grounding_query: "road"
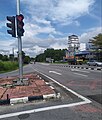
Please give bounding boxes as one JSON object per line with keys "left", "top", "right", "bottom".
{"left": 31, "top": 63, "right": 102, "bottom": 96}
{"left": 0, "top": 63, "right": 102, "bottom": 120}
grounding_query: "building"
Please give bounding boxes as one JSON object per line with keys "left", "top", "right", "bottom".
{"left": 67, "top": 34, "right": 80, "bottom": 58}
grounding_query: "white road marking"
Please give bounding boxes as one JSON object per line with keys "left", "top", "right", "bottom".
{"left": 0, "top": 101, "right": 89, "bottom": 119}
{"left": 40, "top": 63, "right": 50, "bottom": 65}
{"left": 73, "top": 72, "right": 88, "bottom": 77}
{"left": 0, "top": 68, "right": 92, "bottom": 119}
{"left": 49, "top": 71, "right": 62, "bottom": 75}
{"left": 38, "top": 70, "right": 90, "bottom": 102}
{"left": 71, "top": 69, "right": 90, "bottom": 73}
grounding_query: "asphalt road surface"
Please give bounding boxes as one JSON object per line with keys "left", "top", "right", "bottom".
{"left": 0, "top": 63, "right": 102, "bottom": 120}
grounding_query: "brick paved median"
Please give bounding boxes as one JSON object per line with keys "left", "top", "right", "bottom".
{"left": 0, "top": 74, "right": 55, "bottom": 101}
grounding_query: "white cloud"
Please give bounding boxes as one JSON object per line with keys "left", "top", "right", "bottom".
{"left": 74, "top": 21, "right": 80, "bottom": 27}
{"left": 0, "top": 40, "right": 14, "bottom": 49}
{"left": 5, "top": 26, "right": 101, "bottom": 57}
{"left": 20, "top": 0, "right": 96, "bottom": 50}
{"left": 22, "top": 45, "right": 46, "bottom": 57}
{"left": 0, "top": 20, "right": 6, "bottom": 29}
{"left": 79, "top": 27, "right": 101, "bottom": 43}
{"left": 0, "top": 39, "right": 16, "bottom": 55}
{"left": 24, "top": 21, "right": 56, "bottom": 38}
{"left": 21, "top": 0, "right": 95, "bottom": 25}
{"left": 50, "top": 42, "right": 67, "bottom": 50}
{"left": 79, "top": 43, "right": 86, "bottom": 51}
{"left": 3, "top": 0, "right": 98, "bottom": 57}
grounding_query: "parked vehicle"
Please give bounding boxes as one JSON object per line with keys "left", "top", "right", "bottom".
{"left": 87, "top": 60, "right": 102, "bottom": 66}
{"left": 67, "top": 57, "right": 83, "bottom": 65}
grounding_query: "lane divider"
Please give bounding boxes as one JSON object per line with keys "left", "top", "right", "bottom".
{"left": 62, "top": 65, "right": 102, "bottom": 71}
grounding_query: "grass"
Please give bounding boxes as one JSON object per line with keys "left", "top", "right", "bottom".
{"left": 0, "top": 61, "right": 18, "bottom": 73}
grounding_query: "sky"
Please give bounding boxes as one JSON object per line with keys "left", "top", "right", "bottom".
{"left": 0, "top": 0, "right": 101, "bottom": 57}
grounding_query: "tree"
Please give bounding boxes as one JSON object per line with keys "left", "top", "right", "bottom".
{"left": 91, "top": 33, "right": 102, "bottom": 48}
{"left": 17, "top": 51, "right": 25, "bottom": 58}
{"left": 35, "top": 49, "right": 66, "bottom": 62}
{"left": 90, "top": 33, "right": 102, "bottom": 61}
{"left": 0, "top": 61, "right": 4, "bottom": 71}
{"left": 9, "top": 54, "right": 14, "bottom": 61}
{"left": 2, "top": 55, "right": 9, "bottom": 61}
{"left": 36, "top": 53, "right": 45, "bottom": 62}
{"left": 17, "top": 51, "right": 26, "bottom": 62}
{"left": 0, "top": 54, "right": 3, "bottom": 60}
{"left": 23, "top": 56, "right": 30, "bottom": 64}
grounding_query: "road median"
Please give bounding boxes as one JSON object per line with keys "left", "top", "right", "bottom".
{"left": 0, "top": 73, "right": 58, "bottom": 105}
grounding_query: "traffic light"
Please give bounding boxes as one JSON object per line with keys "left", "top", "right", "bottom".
{"left": 16, "top": 14, "right": 24, "bottom": 37}
{"left": 6, "top": 16, "right": 16, "bottom": 37}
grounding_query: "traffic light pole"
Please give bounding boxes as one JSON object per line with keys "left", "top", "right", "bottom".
{"left": 17, "top": 0, "right": 23, "bottom": 81}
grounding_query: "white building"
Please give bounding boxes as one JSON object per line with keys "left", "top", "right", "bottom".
{"left": 67, "top": 35, "right": 80, "bottom": 57}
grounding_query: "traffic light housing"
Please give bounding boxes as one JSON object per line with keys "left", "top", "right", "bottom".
{"left": 16, "top": 14, "right": 24, "bottom": 37}
{"left": 6, "top": 16, "right": 16, "bottom": 37}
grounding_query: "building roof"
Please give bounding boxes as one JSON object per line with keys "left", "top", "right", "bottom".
{"left": 75, "top": 50, "right": 90, "bottom": 55}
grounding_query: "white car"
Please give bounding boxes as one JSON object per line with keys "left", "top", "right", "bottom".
{"left": 87, "top": 60, "right": 102, "bottom": 66}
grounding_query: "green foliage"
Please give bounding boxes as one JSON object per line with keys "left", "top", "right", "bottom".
{"left": 90, "top": 33, "right": 102, "bottom": 61}
{"left": 1, "top": 55, "right": 9, "bottom": 61}
{"left": 0, "top": 54, "right": 3, "bottom": 60}
{"left": 0, "top": 61, "right": 18, "bottom": 72}
{"left": 35, "top": 48, "right": 66, "bottom": 62}
{"left": 0, "top": 61, "right": 4, "bottom": 71}
{"left": 9, "top": 54, "right": 14, "bottom": 61}
{"left": 91, "top": 33, "right": 102, "bottom": 48}
{"left": 36, "top": 53, "right": 46, "bottom": 62}
{"left": 23, "top": 56, "right": 30, "bottom": 64}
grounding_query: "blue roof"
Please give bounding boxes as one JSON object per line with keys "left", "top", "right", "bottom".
{"left": 75, "top": 51, "right": 90, "bottom": 55}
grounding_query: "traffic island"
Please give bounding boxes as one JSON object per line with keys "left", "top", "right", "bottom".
{"left": 0, "top": 73, "right": 60, "bottom": 105}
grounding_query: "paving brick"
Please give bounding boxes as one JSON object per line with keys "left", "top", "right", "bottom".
{"left": 39, "top": 86, "right": 55, "bottom": 95}
{"left": 29, "top": 81, "right": 37, "bottom": 87}
{"left": 1, "top": 88, "right": 12, "bottom": 100}
{"left": 35, "top": 80, "right": 46, "bottom": 86}
{"left": 0, "top": 87, "right": 7, "bottom": 99}
{"left": 24, "top": 74, "right": 37, "bottom": 78}
{"left": 0, "top": 74, "right": 55, "bottom": 100}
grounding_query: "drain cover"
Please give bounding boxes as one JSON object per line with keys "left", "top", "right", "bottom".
{"left": 18, "top": 114, "right": 30, "bottom": 119}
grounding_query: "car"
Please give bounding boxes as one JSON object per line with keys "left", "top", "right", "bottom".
{"left": 87, "top": 60, "right": 102, "bottom": 66}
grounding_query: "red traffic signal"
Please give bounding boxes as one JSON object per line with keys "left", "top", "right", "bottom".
{"left": 6, "top": 16, "right": 16, "bottom": 37}
{"left": 16, "top": 14, "right": 24, "bottom": 21}
{"left": 16, "top": 14, "right": 24, "bottom": 37}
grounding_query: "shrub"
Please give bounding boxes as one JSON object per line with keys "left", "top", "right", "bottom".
{"left": 0, "top": 61, "right": 18, "bottom": 72}
{"left": 0, "top": 61, "right": 4, "bottom": 71}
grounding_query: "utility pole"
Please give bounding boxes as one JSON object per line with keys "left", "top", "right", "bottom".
{"left": 17, "top": 0, "right": 23, "bottom": 82}
{"left": 74, "top": 44, "right": 76, "bottom": 64}
{"left": 12, "top": 48, "right": 14, "bottom": 61}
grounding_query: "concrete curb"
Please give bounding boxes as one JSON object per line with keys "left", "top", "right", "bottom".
{"left": 0, "top": 83, "right": 60, "bottom": 105}
{"left": 0, "top": 99, "right": 10, "bottom": 105}
{"left": 0, "top": 76, "right": 61, "bottom": 105}
{"left": 62, "top": 65, "right": 102, "bottom": 71}
{"left": 0, "top": 93, "right": 58, "bottom": 105}
{"left": 10, "top": 97, "right": 28, "bottom": 104}
{"left": 43, "top": 94, "right": 56, "bottom": 99}
{"left": 28, "top": 95, "right": 43, "bottom": 101}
